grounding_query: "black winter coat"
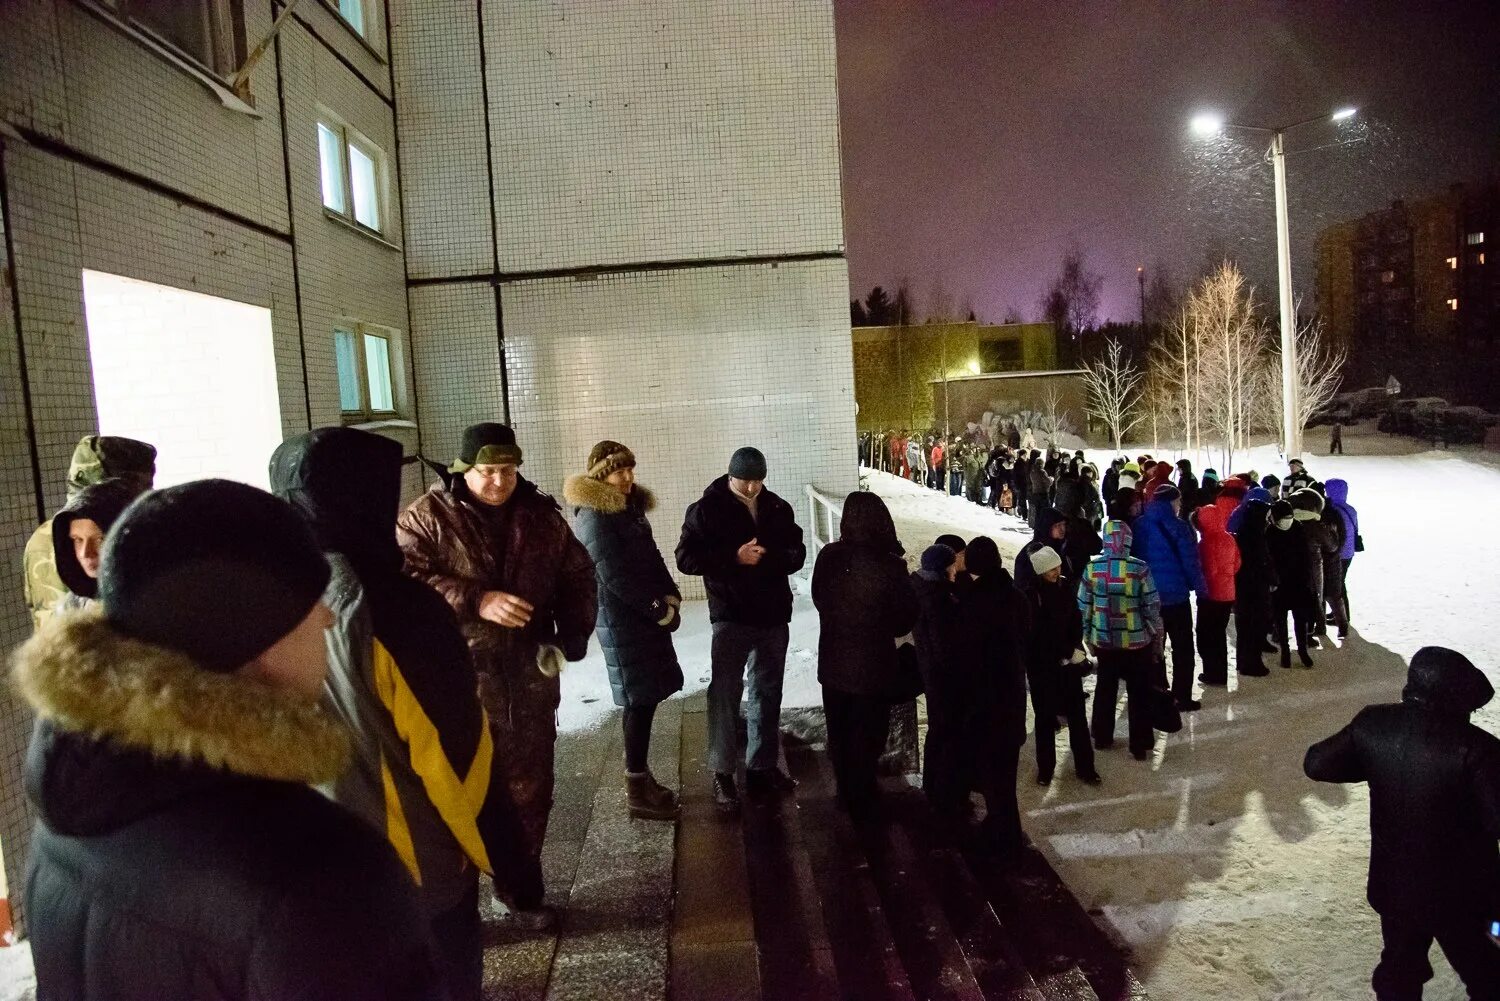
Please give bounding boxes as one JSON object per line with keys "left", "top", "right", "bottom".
{"left": 567, "top": 477, "right": 684, "bottom": 708}
{"left": 812, "top": 540, "right": 917, "bottom": 696}
{"left": 911, "top": 570, "right": 965, "bottom": 708}
{"left": 960, "top": 570, "right": 1031, "bottom": 754}
{"left": 1022, "top": 577, "right": 1087, "bottom": 710}
{"left": 16, "top": 613, "right": 442, "bottom": 1001}
{"left": 1266, "top": 523, "right": 1314, "bottom": 603}
{"left": 1101, "top": 467, "right": 1120, "bottom": 506}
{"left": 1306, "top": 678, "right": 1500, "bottom": 922}
{"left": 676, "top": 476, "right": 806, "bottom": 626}
{"left": 1015, "top": 510, "right": 1072, "bottom": 591}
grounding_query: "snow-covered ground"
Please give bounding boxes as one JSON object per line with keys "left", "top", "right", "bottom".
{"left": 865, "top": 423, "right": 1500, "bottom": 1001}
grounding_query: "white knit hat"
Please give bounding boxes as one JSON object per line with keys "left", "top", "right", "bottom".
{"left": 1029, "top": 545, "right": 1063, "bottom": 576}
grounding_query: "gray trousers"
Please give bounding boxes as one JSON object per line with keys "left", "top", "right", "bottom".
{"left": 708, "top": 621, "right": 790, "bottom": 774}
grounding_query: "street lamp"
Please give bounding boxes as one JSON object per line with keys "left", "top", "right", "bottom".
{"left": 1190, "top": 106, "right": 1357, "bottom": 458}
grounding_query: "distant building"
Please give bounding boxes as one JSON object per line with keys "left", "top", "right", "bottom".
{"left": 1316, "top": 181, "right": 1499, "bottom": 406}
{"left": 852, "top": 321, "right": 1057, "bottom": 430}
{"left": 930, "top": 369, "right": 1088, "bottom": 443}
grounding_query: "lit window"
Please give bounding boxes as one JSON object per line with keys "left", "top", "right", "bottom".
{"left": 1448, "top": 298, "right": 1459, "bottom": 311}
{"left": 1469, "top": 232, "right": 1485, "bottom": 245}
{"left": 335, "top": 324, "right": 398, "bottom": 419}
{"left": 1477, "top": 252, "right": 1487, "bottom": 266}
{"left": 337, "top": 0, "right": 366, "bottom": 36}
{"left": 1447, "top": 256, "right": 1458, "bottom": 269}
{"left": 317, "top": 116, "right": 387, "bottom": 235}
{"left": 106, "top": 0, "right": 247, "bottom": 77}
{"left": 1380, "top": 270, "right": 1395, "bottom": 284}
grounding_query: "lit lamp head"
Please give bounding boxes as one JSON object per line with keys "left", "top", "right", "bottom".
{"left": 1331, "top": 107, "right": 1357, "bottom": 122}
{"left": 1190, "top": 113, "right": 1225, "bottom": 137}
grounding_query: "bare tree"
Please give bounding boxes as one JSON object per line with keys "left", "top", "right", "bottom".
{"left": 1192, "top": 264, "right": 1267, "bottom": 471}
{"left": 1037, "top": 384, "right": 1069, "bottom": 447}
{"left": 1039, "top": 244, "right": 1103, "bottom": 341}
{"left": 1266, "top": 313, "right": 1347, "bottom": 454}
{"left": 1082, "top": 337, "right": 1144, "bottom": 451}
{"left": 1152, "top": 305, "right": 1199, "bottom": 454}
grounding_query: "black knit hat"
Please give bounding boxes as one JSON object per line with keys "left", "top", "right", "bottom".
{"left": 587, "top": 440, "right": 636, "bottom": 480}
{"left": 100, "top": 479, "right": 331, "bottom": 673}
{"left": 448, "top": 423, "right": 523, "bottom": 474}
{"left": 935, "top": 533, "right": 966, "bottom": 554}
{"left": 966, "top": 536, "right": 1001, "bottom": 577}
{"left": 920, "top": 544, "right": 956, "bottom": 573}
{"left": 728, "top": 446, "right": 767, "bottom": 480}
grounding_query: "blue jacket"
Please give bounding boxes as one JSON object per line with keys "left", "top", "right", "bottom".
{"left": 1325, "top": 479, "right": 1359, "bottom": 560}
{"left": 1131, "top": 499, "right": 1205, "bottom": 605}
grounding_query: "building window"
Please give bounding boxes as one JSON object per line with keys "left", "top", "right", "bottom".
{"left": 1476, "top": 252, "right": 1486, "bottom": 266}
{"left": 335, "top": 325, "right": 398, "bottom": 419}
{"left": 1380, "top": 270, "right": 1395, "bottom": 284}
{"left": 1447, "top": 298, "right": 1459, "bottom": 311}
{"left": 317, "top": 116, "right": 386, "bottom": 234}
{"left": 1469, "top": 232, "right": 1486, "bottom": 245}
{"left": 1447, "top": 256, "right": 1459, "bottom": 269}
{"left": 103, "top": 0, "right": 247, "bottom": 76}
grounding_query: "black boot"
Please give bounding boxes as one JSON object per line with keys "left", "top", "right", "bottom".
{"left": 713, "top": 772, "right": 740, "bottom": 816}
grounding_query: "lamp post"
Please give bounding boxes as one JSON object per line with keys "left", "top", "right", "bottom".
{"left": 1190, "top": 107, "right": 1356, "bottom": 459}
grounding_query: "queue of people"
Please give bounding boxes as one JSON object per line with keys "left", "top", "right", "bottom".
{"left": 16, "top": 424, "right": 1498, "bottom": 1000}
{"left": 15, "top": 424, "right": 807, "bottom": 1001}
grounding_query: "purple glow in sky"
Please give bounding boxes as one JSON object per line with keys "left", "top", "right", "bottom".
{"left": 835, "top": 0, "right": 1500, "bottom": 324}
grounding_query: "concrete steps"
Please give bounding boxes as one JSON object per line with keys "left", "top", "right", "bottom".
{"left": 483, "top": 699, "right": 1147, "bottom": 1001}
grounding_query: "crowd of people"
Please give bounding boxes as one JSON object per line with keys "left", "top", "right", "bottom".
{"left": 12, "top": 426, "right": 1500, "bottom": 999}
{"left": 15, "top": 426, "right": 806, "bottom": 1000}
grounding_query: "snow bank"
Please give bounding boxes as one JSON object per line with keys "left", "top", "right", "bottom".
{"left": 868, "top": 431, "right": 1499, "bottom": 1000}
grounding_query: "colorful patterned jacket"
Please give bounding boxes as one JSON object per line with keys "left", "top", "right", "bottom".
{"left": 1077, "top": 520, "right": 1162, "bottom": 651}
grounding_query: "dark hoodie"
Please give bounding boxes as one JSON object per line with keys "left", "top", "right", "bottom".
{"left": 50, "top": 479, "right": 143, "bottom": 602}
{"left": 271, "top": 427, "right": 540, "bottom": 916}
{"left": 811, "top": 492, "right": 916, "bottom": 696}
{"left": 1232, "top": 494, "right": 1275, "bottom": 593}
{"left": 1015, "top": 509, "right": 1071, "bottom": 591}
{"left": 1305, "top": 647, "right": 1500, "bottom": 921}
{"left": 959, "top": 537, "right": 1030, "bottom": 753}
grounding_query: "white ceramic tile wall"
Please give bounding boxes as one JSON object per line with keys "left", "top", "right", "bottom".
{"left": 0, "top": 1, "right": 415, "bottom": 929}
{"left": 407, "top": 282, "right": 506, "bottom": 462}
{"left": 390, "top": 0, "right": 495, "bottom": 280}
{"left": 503, "top": 258, "right": 857, "bottom": 597}
{"left": 1, "top": 1, "right": 291, "bottom": 232}
{"left": 482, "top": 0, "right": 845, "bottom": 272}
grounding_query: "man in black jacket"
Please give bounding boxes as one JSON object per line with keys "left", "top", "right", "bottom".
{"left": 1305, "top": 647, "right": 1500, "bottom": 999}
{"left": 17, "top": 480, "right": 443, "bottom": 1001}
{"left": 677, "top": 447, "right": 807, "bottom": 813}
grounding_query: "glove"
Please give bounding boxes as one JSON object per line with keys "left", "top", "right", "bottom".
{"left": 536, "top": 644, "right": 565, "bottom": 678}
{"left": 657, "top": 599, "right": 682, "bottom": 633}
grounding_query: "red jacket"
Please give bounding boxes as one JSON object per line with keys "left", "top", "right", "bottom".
{"left": 1196, "top": 504, "right": 1241, "bottom": 602}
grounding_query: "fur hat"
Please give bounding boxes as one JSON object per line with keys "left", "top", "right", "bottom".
{"left": 920, "top": 544, "right": 956, "bottom": 573}
{"left": 586, "top": 440, "right": 636, "bottom": 480}
{"left": 449, "top": 423, "right": 522, "bottom": 473}
{"left": 1028, "top": 545, "right": 1063, "bottom": 577}
{"left": 100, "top": 480, "right": 330, "bottom": 673}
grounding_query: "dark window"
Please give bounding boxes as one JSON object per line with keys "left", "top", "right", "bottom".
{"left": 114, "top": 0, "right": 246, "bottom": 76}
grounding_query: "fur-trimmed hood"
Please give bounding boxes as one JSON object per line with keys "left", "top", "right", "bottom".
{"left": 14, "top": 611, "right": 351, "bottom": 819}
{"left": 563, "top": 474, "right": 655, "bottom": 515}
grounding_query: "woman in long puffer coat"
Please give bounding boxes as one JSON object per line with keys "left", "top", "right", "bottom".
{"left": 566, "top": 441, "right": 683, "bottom": 820}
{"left": 1194, "top": 504, "right": 1241, "bottom": 685}
{"left": 1289, "top": 488, "right": 1345, "bottom": 645}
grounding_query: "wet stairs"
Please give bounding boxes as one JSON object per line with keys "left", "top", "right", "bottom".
{"left": 480, "top": 694, "right": 1149, "bottom": 1001}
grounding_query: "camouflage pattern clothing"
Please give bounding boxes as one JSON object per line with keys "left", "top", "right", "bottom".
{"left": 23, "top": 436, "right": 156, "bottom": 631}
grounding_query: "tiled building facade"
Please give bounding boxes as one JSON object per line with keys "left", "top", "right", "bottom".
{"left": 0, "top": 0, "right": 851, "bottom": 928}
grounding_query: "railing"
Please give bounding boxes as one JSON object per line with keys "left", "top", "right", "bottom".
{"left": 806, "top": 484, "right": 844, "bottom": 553}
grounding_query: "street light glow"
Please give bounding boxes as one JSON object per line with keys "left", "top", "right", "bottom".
{"left": 1191, "top": 113, "right": 1224, "bottom": 136}
{"left": 1331, "top": 107, "right": 1357, "bottom": 121}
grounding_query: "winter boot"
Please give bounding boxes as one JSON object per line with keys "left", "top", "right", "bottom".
{"left": 712, "top": 772, "right": 740, "bottom": 817}
{"left": 626, "top": 772, "right": 679, "bottom": 821}
{"left": 1280, "top": 647, "right": 1292, "bottom": 669}
{"left": 746, "top": 767, "right": 797, "bottom": 799}
{"left": 1297, "top": 648, "right": 1314, "bottom": 669}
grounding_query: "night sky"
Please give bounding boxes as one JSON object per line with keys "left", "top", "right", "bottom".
{"left": 835, "top": 0, "right": 1500, "bottom": 324}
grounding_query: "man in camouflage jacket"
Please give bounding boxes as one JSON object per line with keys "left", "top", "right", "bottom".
{"left": 23, "top": 436, "right": 156, "bottom": 630}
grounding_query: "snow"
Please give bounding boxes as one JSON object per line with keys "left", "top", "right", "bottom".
{"left": 866, "top": 422, "right": 1500, "bottom": 1001}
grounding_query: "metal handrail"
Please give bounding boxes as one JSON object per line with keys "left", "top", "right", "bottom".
{"left": 806, "top": 484, "right": 844, "bottom": 553}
